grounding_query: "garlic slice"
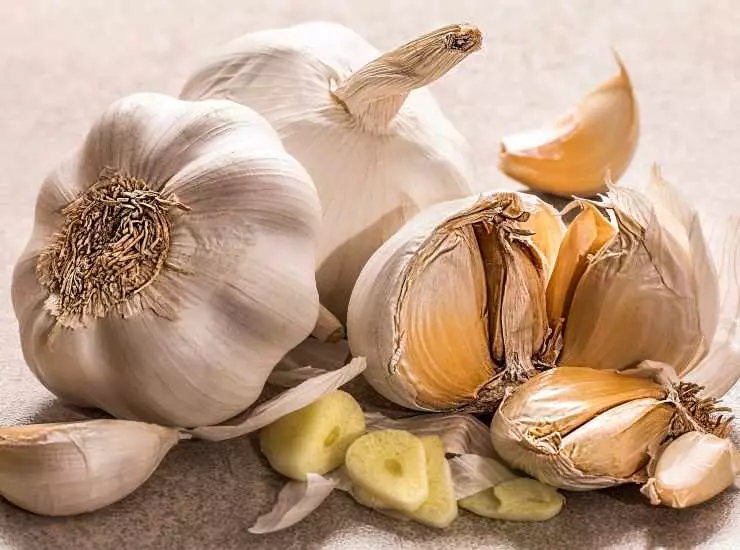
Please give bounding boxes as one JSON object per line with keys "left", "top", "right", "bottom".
{"left": 0, "top": 420, "right": 179, "bottom": 516}
{"left": 499, "top": 53, "right": 639, "bottom": 197}
{"left": 641, "top": 431, "right": 740, "bottom": 508}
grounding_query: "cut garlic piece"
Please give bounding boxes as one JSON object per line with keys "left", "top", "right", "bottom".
{"left": 259, "top": 390, "right": 366, "bottom": 481}
{"left": 345, "top": 429, "right": 429, "bottom": 513}
{"left": 0, "top": 420, "right": 179, "bottom": 516}
{"left": 406, "top": 436, "right": 458, "bottom": 528}
{"left": 459, "top": 477, "right": 564, "bottom": 522}
{"left": 499, "top": 53, "right": 639, "bottom": 197}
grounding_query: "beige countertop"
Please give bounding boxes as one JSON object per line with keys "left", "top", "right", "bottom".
{"left": 1, "top": 1, "right": 738, "bottom": 548}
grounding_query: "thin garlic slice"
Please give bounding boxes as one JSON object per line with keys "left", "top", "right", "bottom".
{"left": 459, "top": 477, "right": 564, "bottom": 522}
{"left": 0, "top": 420, "right": 179, "bottom": 516}
{"left": 499, "top": 53, "right": 639, "bottom": 197}
{"left": 641, "top": 431, "right": 740, "bottom": 508}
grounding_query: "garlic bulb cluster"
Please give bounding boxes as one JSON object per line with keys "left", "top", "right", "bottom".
{"left": 11, "top": 93, "right": 322, "bottom": 427}
{"left": 499, "top": 54, "right": 639, "bottom": 197}
{"left": 181, "top": 22, "right": 482, "bottom": 322}
{"left": 0, "top": 420, "right": 179, "bottom": 516}
{"left": 490, "top": 366, "right": 732, "bottom": 490}
{"left": 348, "top": 191, "right": 565, "bottom": 412}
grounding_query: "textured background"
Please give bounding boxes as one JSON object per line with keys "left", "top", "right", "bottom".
{"left": 1, "top": 1, "right": 739, "bottom": 549}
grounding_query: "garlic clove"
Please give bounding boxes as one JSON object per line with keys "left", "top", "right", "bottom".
{"left": 499, "top": 53, "right": 639, "bottom": 197}
{"left": 641, "top": 431, "right": 740, "bottom": 508}
{"left": 518, "top": 198, "right": 567, "bottom": 276}
{"left": 0, "top": 420, "right": 179, "bottom": 516}
{"left": 546, "top": 202, "right": 616, "bottom": 327}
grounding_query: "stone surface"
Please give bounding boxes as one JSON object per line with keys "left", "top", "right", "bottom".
{"left": 1, "top": 1, "right": 738, "bottom": 549}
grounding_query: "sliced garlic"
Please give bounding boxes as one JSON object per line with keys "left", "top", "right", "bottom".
{"left": 405, "top": 436, "right": 458, "bottom": 528}
{"left": 641, "top": 431, "right": 740, "bottom": 508}
{"left": 348, "top": 191, "right": 565, "bottom": 412}
{"left": 0, "top": 420, "right": 179, "bottom": 516}
{"left": 499, "top": 53, "right": 639, "bottom": 197}
{"left": 459, "top": 477, "right": 564, "bottom": 522}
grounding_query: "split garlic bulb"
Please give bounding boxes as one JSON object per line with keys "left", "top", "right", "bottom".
{"left": 181, "top": 22, "right": 482, "bottom": 322}
{"left": 348, "top": 191, "right": 565, "bottom": 412}
{"left": 499, "top": 54, "right": 639, "bottom": 197}
{"left": 11, "top": 93, "right": 321, "bottom": 427}
{"left": 0, "top": 420, "right": 179, "bottom": 516}
{"left": 490, "top": 366, "right": 732, "bottom": 490}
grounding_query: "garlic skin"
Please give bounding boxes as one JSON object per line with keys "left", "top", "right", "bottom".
{"left": 11, "top": 93, "right": 321, "bottom": 427}
{"left": 499, "top": 53, "right": 639, "bottom": 197}
{"left": 0, "top": 420, "right": 179, "bottom": 516}
{"left": 181, "top": 22, "right": 481, "bottom": 322}
{"left": 641, "top": 431, "right": 740, "bottom": 508}
{"left": 348, "top": 191, "right": 564, "bottom": 412}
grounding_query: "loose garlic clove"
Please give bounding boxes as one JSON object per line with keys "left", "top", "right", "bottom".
{"left": 348, "top": 191, "right": 565, "bottom": 412}
{"left": 0, "top": 420, "right": 179, "bottom": 516}
{"left": 499, "top": 53, "right": 639, "bottom": 197}
{"left": 641, "top": 431, "right": 740, "bottom": 508}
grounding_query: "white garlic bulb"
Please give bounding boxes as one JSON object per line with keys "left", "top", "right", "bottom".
{"left": 181, "top": 22, "right": 482, "bottom": 322}
{"left": 11, "top": 93, "right": 321, "bottom": 427}
{"left": 347, "top": 191, "right": 564, "bottom": 412}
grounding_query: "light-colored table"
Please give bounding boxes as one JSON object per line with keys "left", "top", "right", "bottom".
{"left": 1, "top": 2, "right": 738, "bottom": 548}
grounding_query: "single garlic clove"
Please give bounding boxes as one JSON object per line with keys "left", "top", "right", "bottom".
{"left": 546, "top": 202, "right": 616, "bottom": 327}
{"left": 259, "top": 390, "right": 366, "bottom": 481}
{"left": 499, "top": 53, "right": 639, "bottom": 197}
{"left": 459, "top": 477, "right": 564, "bottom": 522}
{"left": 641, "top": 431, "right": 740, "bottom": 508}
{"left": 345, "top": 429, "right": 429, "bottom": 513}
{"left": 0, "top": 419, "right": 179, "bottom": 516}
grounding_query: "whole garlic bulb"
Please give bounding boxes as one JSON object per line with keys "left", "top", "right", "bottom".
{"left": 11, "top": 93, "right": 321, "bottom": 427}
{"left": 347, "top": 191, "right": 565, "bottom": 412}
{"left": 181, "top": 22, "right": 482, "bottom": 322}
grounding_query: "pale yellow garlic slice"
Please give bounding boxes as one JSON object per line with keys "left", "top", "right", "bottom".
{"left": 459, "top": 477, "right": 564, "bottom": 522}
{"left": 499, "top": 53, "right": 639, "bottom": 197}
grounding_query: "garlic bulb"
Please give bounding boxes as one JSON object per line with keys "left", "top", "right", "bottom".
{"left": 11, "top": 93, "right": 321, "bottom": 427}
{"left": 549, "top": 169, "right": 718, "bottom": 375}
{"left": 348, "top": 191, "right": 565, "bottom": 412}
{"left": 181, "top": 22, "right": 482, "bottom": 322}
{"left": 0, "top": 420, "right": 179, "bottom": 516}
{"left": 490, "top": 366, "right": 732, "bottom": 490}
{"left": 641, "top": 431, "right": 739, "bottom": 508}
{"left": 499, "top": 53, "right": 639, "bottom": 197}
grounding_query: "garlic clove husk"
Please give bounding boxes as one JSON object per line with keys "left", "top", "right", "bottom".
{"left": 641, "top": 431, "right": 740, "bottom": 508}
{"left": 0, "top": 419, "right": 179, "bottom": 516}
{"left": 348, "top": 191, "right": 563, "bottom": 412}
{"left": 499, "top": 53, "right": 639, "bottom": 197}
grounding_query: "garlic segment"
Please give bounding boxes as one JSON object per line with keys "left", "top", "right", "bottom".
{"left": 641, "top": 431, "right": 740, "bottom": 508}
{"left": 348, "top": 191, "right": 565, "bottom": 412}
{"left": 11, "top": 93, "right": 321, "bottom": 427}
{"left": 552, "top": 178, "right": 717, "bottom": 375}
{"left": 0, "top": 420, "right": 179, "bottom": 516}
{"left": 490, "top": 367, "right": 731, "bottom": 490}
{"left": 499, "top": 53, "right": 639, "bottom": 197}
{"left": 181, "top": 22, "right": 482, "bottom": 322}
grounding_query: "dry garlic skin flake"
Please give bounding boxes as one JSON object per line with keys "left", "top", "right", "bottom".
{"left": 11, "top": 93, "right": 321, "bottom": 427}
{"left": 182, "top": 22, "right": 482, "bottom": 322}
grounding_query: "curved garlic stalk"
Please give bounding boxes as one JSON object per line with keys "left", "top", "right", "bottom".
{"left": 499, "top": 53, "right": 639, "bottom": 197}
{"left": 0, "top": 420, "right": 179, "bottom": 516}
{"left": 348, "top": 191, "right": 565, "bottom": 412}
{"left": 181, "top": 22, "right": 482, "bottom": 323}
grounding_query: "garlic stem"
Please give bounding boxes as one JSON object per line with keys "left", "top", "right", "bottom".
{"left": 332, "top": 24, "right": 482, "bottom": 133}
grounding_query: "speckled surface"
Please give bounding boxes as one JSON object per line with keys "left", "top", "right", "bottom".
{"left": 1, "top": 1, "right": 739, "bottom": 549}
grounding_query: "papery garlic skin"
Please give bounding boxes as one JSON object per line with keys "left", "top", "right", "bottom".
{"left": 348, "top": 191, "right": 564, "bottom": 412}
{"left": 0, "top": 420, "right": 178, "bottom": 516}
{"left": 499, "top": 54, "right": 639, "bottom": 197}
{"left": 181, "top": 22, "right": 481, "bottom": 322}
{"left": 11, "top": 93, "right": 321, "bottom": 427}
{"left": 641, "top": 431, "right": 740, "bottom": 508}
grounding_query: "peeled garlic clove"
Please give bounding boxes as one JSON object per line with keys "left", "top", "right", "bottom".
{"left": 348, "top": 191, "right": 564, "bottom": 412}
{"left": 459, "top": 477, "right": 564, "bottom": 522}
{"left": 259, "top": 390, "right": 366, "bottom": 481}
{"left": 642, "top": 431, "right": 740, "bottom": 508}
{"left": 345, "top": 429, "right": 429, "bottom": 513}
{"left": 0, "top": 420, "right": 179, "bottom": 516}
{"left": 499, "top": 53, "right": 639, "bottom": 197}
